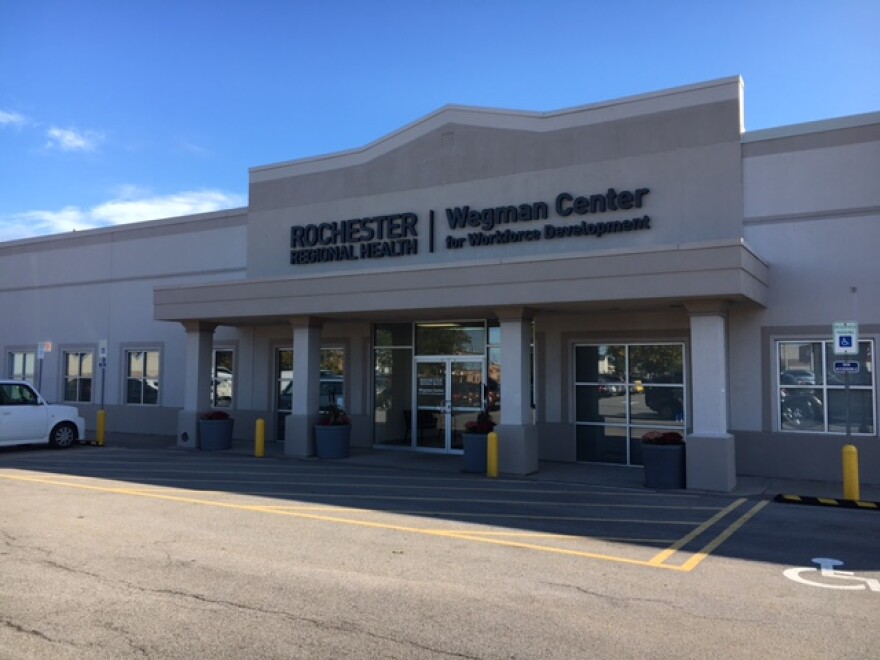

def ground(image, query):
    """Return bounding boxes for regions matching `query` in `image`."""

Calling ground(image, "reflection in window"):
[274,346,346,440]
[64,351,93,403]
[375,323,413,348]
[212,349,234,408]
[778,340,874,433]
[575,343,685,465]
[320,347,345,409]
[373,347,413,446]
[126,350,159,405]
[416,322,486,356]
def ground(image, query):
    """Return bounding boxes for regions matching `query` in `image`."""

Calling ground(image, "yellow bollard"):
[487,431,498,478]
[96,410,106,446]
[255,418,265,458]
[842,444,860,501]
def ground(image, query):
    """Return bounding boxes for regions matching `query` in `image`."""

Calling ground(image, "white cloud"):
[91,190,245,225]
[179,141,211,157]
[0,206,86,242]
[0,189,246,241]
[45,126,103,151]
[0,109,27,127]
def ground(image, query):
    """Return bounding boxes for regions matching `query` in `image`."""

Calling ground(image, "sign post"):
[98,339,108,409]
[833,322,859,439]
[36,341,52,392]
[96,339,109,447]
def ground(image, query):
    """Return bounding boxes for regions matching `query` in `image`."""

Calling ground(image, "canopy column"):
[176,321,217,449]
[285,317,323,457]
[495,308,538,475]
[686,301,736,491]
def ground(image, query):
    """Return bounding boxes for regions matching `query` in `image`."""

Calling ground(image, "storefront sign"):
[443,187,651,251]
[290,212,419,265]
[289,186,653,265]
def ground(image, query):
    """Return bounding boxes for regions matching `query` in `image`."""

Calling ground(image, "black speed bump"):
[774,494,879,510]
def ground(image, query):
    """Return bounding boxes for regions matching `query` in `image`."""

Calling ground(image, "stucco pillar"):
[285,317,323,457]
[686,302,736,491]
[495,309,538,475]
[176,321,216,449]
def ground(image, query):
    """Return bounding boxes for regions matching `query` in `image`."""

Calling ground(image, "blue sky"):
[1,0,878,241]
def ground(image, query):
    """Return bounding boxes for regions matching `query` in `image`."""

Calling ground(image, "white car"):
[0,380,85,449]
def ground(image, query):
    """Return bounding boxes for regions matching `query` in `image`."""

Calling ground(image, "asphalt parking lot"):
[0,444,769,572]
[2,442,879,658]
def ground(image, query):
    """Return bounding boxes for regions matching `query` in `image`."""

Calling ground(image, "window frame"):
[573,341,687,465]
[125,348,161,406]
[62,349,94,403]
[776,338,875,435]
[7,350,36,383]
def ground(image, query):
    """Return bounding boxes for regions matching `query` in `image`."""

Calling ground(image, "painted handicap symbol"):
[783,558,880,591]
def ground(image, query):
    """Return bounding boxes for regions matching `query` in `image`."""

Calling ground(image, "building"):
[2,77,877,490]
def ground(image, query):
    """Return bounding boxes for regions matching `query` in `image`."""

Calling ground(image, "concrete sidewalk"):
[93,432,880,503]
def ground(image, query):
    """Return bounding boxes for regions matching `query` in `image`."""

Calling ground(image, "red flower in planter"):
[200,410,231,421]
[317,404,350,426]
[464,410,496,434]
[641,430,684,445]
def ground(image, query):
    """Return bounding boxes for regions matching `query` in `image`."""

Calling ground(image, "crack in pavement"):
[7,549,479,659]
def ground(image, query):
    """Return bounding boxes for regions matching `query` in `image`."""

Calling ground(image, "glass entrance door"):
[415,358,484,452]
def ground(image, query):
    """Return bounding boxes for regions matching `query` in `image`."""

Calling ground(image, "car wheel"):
[49,422,77,449]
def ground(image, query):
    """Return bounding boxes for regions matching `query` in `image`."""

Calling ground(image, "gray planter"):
[462,433,488,473]
[314,424,351,459]
[642,442,686,489]
[198,418,234,451]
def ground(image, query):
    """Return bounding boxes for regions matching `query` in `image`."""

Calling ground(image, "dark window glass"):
[375,323,413,347]
[416,322,485,356]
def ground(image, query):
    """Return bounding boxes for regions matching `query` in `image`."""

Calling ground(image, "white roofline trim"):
[742,111,880,143]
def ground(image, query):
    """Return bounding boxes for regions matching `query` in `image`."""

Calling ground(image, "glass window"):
[320,347,345,409]
[373,347,413,447]
[575,343,685,465]
[126,350,159,405]
[63,351,93,403]
[274,346,346,440]
[7,351,36,382]
[416,321,485,356]
[276,348,293,411]
[487,346,501,413]
[212,349,234,408]
[630,345,684,384]
[488,322,501,346]
[375,323,413,347]
[778,340,874,434]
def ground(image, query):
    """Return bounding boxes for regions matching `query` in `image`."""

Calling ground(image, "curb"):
[774,494,879,510]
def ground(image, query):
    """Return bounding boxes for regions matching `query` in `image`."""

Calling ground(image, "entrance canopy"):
[154,240,767,326]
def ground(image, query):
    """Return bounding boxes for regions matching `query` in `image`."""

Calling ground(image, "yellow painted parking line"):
[648,498,747,566]
[676,500,769,571]
[0,472,762,572]
[648,499,769,572]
